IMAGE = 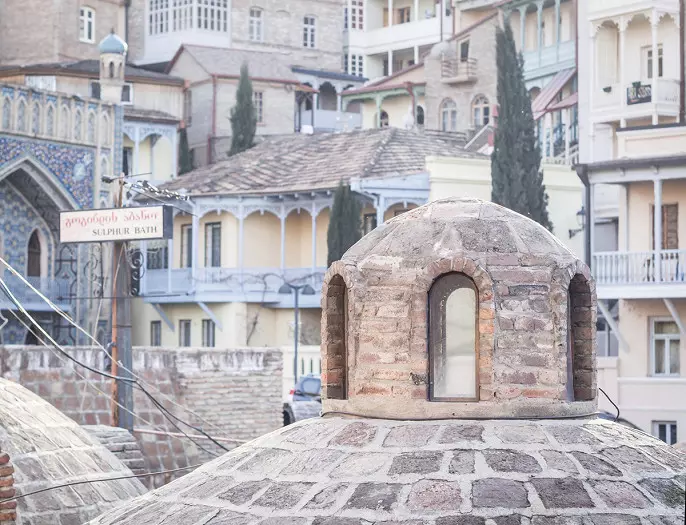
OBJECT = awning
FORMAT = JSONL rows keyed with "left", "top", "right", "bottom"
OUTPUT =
{"left": 547, "top": 92, "right": 578, "bottom": 112}
{"left": 532, "top": 68, "right": 576, "bottom": 120}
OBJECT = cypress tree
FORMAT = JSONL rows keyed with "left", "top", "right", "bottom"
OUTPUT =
{"left": 491, "top": 21, "right": 553, "bottom": 231}
{"left": 229, "top": 63, "right": 257, "bottom": 156}
{"left": 178, "top": 127, "right": 193, "bottom": 175}
{"left": 327, "top": 182, "right": 362, "bottom": 267}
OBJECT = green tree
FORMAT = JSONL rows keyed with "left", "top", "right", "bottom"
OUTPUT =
{"left": 327, "top": 182, "right": 362, "bottom": 266}
{"left": 229, "top": 63, "right": 257, "bottom": 156}
{"left": 491, "top": 22, "right": 552, "bottom": 231}
{"left": 178, "top": 127, "right": 193, "bottom": 175}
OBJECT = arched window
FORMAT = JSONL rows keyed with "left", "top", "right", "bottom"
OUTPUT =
{"left": 1, "top": 97, "right": 11, "bottom": 130}
{"left": 440, "top": 99, "right": 457, "bottom": 132}
{"left": 249, "top": 8, "right": 264, "bottom": 42}
{"left": 323, "top": 274, "right": 347, "bottom": 400}
{"left": 27, "top": 230, "right": 42, "bottom": 278}
{"left": 46, "top": 104, "right": 55, "bottom": 136}
{"left": 109, "top": 61, "right": 115, "bottom": 78}
{"left": 100, "top": 156, "right": 109, "bottom": 179}
{"left": 31, "top": 101, "right": 41, "bottom": 135}
{"left": 60, "top": 105, "right": 69, "bottom": 138}
{"left": 472, "top": 95, "right": 490, "bottom": 128}
{"left": 87, "top": 110, "right": 96, "bottom": 142}
{"left": 379, "top": 110, "right": 389, "bottom": 128}
{"left": 303, "top": 15, "right": 316, "bottom": 48}
{"left": 568, "top": 274, "right": 594, "bottom": 401}
{"left": 16, "top": 99, "right": 27, "bottom": 132}
{"left": 73, "top": 108, "right": 82, "bottom": 140}
{"left": 429, "top": 273, "right": 478, "bottom": 401}
{"left": 416, "top": 105, "right": 425, "bottom": 126}
{"left": 100, "top": 113, "right": 110, "bottom": 145}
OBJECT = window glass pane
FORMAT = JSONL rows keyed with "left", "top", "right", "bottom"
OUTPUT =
{"left": 655, "top": 321, "right": 679, "bottom": 334}
{"left": 434, "top": 284, "right": 476, "bottom": 398}
{"left": 658, "top": 423, "right": 667, "bottom": 442}
{"left": 654, "top": 339, "right": 665, "bottom": 374}
{"left": 301, "top": 378, "right": 320, "bottom": 395}
{"left": 670, "top": 424, "right": 677, "bottom": 445}
{"left": 669, "top": 339, "right": 680, "bottom": 374}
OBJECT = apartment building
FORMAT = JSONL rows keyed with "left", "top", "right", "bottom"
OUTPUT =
{"left": 577, "top": 0, "right": 686, "bottom": 442}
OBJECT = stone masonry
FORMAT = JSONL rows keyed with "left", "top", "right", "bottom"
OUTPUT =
{"left": 0, "top": 346, "right": 283, "bottom": 488}
{"left": 83, "top": 426, "right": 147, "bottom": 478}
{"left": 322, "top": 198, "right": 596, "bottom": 420}
{"left": 0, "top": 447, "right": 16, "bottom": 525}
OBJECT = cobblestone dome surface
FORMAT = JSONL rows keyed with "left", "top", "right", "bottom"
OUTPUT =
{"left": 90, "top": 417, "right": 686, "bottom": 524}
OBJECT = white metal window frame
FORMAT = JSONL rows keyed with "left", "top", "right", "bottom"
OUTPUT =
{"left": 253, "top": 91, "right": 264, "bottom": 123}
{"left": 440, "top": 99, "right": 457, "bottom": 132}
{"left": 179, "top": 319, "right": 192, "bottom": 346}
{"left": 249, "top": 7, "right": 264, "bottom": 42}
{"left": 180, "top": 224, "right": 193, "bottom": 268}
{"left": 202, "top": 319, "right": 216, "bottom": 347}
{"left": 472, "top": 95, "right": 490, "bottom": 128}
{"left": 650, "top": 317, "right": 680, "bottom": 377}
{"left": 204, "top": 222, "right": 221, "bottom": 267}
{"left": 303, "top": 15, "right": 316, "bottom": 48}
{"left": 642, "top": 44, "right": 664, "bottom": 80}
{"left": 652, "top": 420, "right": 677, "bottom": 445}
{"left": 80, "top": 7, "right": 96, "bottom": 43}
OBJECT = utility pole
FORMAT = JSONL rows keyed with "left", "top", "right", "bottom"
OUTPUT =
{"left": 110, "top": 179, "right": 134, "bottom": 431}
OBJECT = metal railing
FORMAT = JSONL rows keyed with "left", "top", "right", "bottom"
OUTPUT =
{"left": 593, "top": 250, "right": 686, "bottom": 285}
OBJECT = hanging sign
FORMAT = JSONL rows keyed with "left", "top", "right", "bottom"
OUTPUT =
{"left": 60, "top": 206, "right": 173, "bottom": 243}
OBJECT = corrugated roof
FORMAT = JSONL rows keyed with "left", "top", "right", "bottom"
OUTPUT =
{"left": 162, "top": 128, "right": 478, "bottom": 196}
{"left": 532, "top": 68, "right": 576, "bottom": 119}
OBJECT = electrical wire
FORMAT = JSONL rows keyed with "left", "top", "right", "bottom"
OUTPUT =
{"left": 0, "top": 463, "right": 203, "bottom": 505}
{"left": 321, "top": 410, "right": 603, "bottom": 422}
{"left": 0, "top": 256, "right": 234, "bottom": 441}
{"left": 598, "top": 387, "right": 620, "bottom": 422}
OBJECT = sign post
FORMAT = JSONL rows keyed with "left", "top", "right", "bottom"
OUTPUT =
{"left": 60, "top": 192, "right": 173, "bottom": 431}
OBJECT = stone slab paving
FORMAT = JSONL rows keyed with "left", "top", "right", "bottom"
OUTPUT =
{"left": 89, "top": 417, "right": 685, "bottom": 524}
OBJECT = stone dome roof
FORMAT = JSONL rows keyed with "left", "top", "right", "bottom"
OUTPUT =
{"left": 90, "top": 417, "right": 686, "bottom": 524}
{"left": 0, "top": 378, "right": 146, "bottom": 524}
{"left": 99, "top": 30, "right": 127, "bottom": 55}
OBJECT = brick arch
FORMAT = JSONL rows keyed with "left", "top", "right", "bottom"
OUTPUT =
{"left": 321, "top": 261, "right": 357, "bottom": 401}
{"left": 421, "top": 257, "right": 495, "bottom": 401}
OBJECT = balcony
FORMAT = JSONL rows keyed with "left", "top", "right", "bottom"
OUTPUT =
{"left": 441, "top": 58, "right": 478, "bottom": 84}
{"left": 142, "top": 267, "right": 327, "bottom": 307}
{"left": 592, "top": 78, "right": 681, "bottom": 123}
{"left": 348, "top": 15, "right": 453, "bottom": 55}
{"left": 0, "top": 275, "right": 72, "bottom": 311}
{"left": 588, "top": 0, "right": 680, "bottom": 20}
{"left": 593, "top": 250, "right": 686, "bottom": 299}
{"left": 522, "top": 40, "right": 575, "bottom": 79}
{"left": 300, "top": 109, "right": 362, "bottom": 132}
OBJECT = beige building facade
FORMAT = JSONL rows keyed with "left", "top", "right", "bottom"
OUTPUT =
{"left": 577, "top": 0, "right": 686, "bottom": 443}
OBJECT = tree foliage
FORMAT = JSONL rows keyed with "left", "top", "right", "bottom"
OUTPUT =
{"left": 491, "top": 22, "right": 553, "bottom": 231}
{"left": 229, "top": 63, "right": 257, "bottom": 156}
{"left": 327, "top": 182, "right": 362, "bottom": 266}
{"left": 178, "top": 127, "right": 193, "bottom": 175}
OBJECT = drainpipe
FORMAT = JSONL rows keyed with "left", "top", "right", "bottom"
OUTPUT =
{"left": 209, "top": 75, "right": 217, "bottom": 164}
{"left": 680, "top": 0, "right": 685, "bottom": 122}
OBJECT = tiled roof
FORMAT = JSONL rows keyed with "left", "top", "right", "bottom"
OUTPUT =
{"left": 172, "top": 45, "right": 301, "bottom": 82}
{"left": 0, "top": 60, "right": 185, "bottom": 85}
{"left": 163, "top": 128, "right": 477, "bottom": 196}
{"left": 123, "top": 106, "right": 179, "bottom": 123}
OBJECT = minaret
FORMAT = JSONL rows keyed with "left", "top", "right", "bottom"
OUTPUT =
{"left": 98, "top": 29, "right": 127, "bottom": 104}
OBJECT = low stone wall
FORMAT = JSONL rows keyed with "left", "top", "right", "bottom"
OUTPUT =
{"left": 0, "top": 345, "right": 283, "bottom": 488}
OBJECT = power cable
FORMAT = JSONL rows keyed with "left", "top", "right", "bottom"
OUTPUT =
{"left": 0, "top": 463, "right": 203, "bottom": 505}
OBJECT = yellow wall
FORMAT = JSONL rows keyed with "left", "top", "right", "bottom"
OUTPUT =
{"left": 618, "top": 127, "right": 686, "bottom": 159}
{"left": 316, "top": 208, "right": 330, "bottom": 266}
{"left": 123, "top": 135, "right": 175, "bottom": 182}
{"left": 428, "top": 156, "right": 585, "bottom": 257}
{"left": 244, "top": 211, "right": 281, "bottom": 268}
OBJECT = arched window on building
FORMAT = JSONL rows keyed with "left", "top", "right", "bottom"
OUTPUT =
{"left": 416, "top": 105, "right": 425, "bottom": 126}
{"left": 1, "top": 97, "right": 11, "bottom": 130}
{"left": 17, "top": 99, "right": 27, "bottom": 133}
{"left": 440, "top": 99, "right": 457, "bottom": 132}
{"left": 472, "top": 95, "right": 490, "bottom": 128}
{"left": 60, "top": 105, "right": 70, "bottom": 139}
{"left": 109, "top": 61, "right": 115, "bottom": 78}
{"left": 27, "top": 230, "right": 42, "bottom": 278}
{"left": 31, "top": 100, "right": 41, "bottom": 135}
{"left": 87, "top": 110, "right": 96, "bottom": 143}
{"left": 568, "top": 274, "right": 595, "bottom": 401}
{"left": 73, "top": 108, "right": 82, "bottom": 140}
{"left": 429, "top": 273, "right": 478, "bottom": 401}
{"left": 379, "top": 110, "right": 389, "bottom": 128}
{"left": 323, "top": 274, "right": 348, "bottom": 399}
{"left": 46, "top": 104, "right": 55, "bottom": 136}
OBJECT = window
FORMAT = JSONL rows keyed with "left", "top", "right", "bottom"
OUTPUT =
{"left": 123, "top": 147, "right": 133, "bottom": 175}
{"left": 180, "top": 224, "right": 193, "bottom": 268}
{"left": 172, "top": 0, "right": 194, "bottom": 31}
{"left": 323, "top": 275, "right": 347, "bottom": 399}
{"left": 349, "top": 0, "right": 363, "bottom": 29}
{"left": 379, "top": 110, "right": 389, "bottom": 128}
{"left": 416, "top": 105, "right": 425, "bottom": 126}
{"left": 32, "top": 102, "right": 40, "bottom": 135}
{"left": 303, "top": 16, "right": 315, "bottom": 48}
{"left": 89, "top": 80, "right": 132, "bottom": 104}
{"left": 363, "top": 213, "right": 377, "bottom": 234}
{"left": 27, "top": 231, "right": 42, "bottom": 277}
{"left": 202, "top": 319, "right": 216, "bottom": 347}
{"left": 440, "top": 99, "right": 457, "bottom": 132}
{"left": 89, "top": 81, "right": 101, "bottom": 100}
{"left": 1, "top": 98, "right": 10, "bottom": 130}
{"left": 196, "top": 0, "right": 229, "bottom": 31}
{"left": 80, "top": 7, "right": 95, "bottom": 43}
{"left": 249, "top": 8, "right": 263, "bottom": 42}
{"left": 17, "top": 99, "right": 26, "bottom": 133}
{"left": 184, "top": 90, "right": 192, "bottom": 126}
{"left": 429, "top": 273, "right": 478, "bottom": 401}
{"left": 149, "top": 0, "right": 170, "bottom": 35}
{"left": 652, "top": 421, "right": 678, "bottom": 445}
{"left": 472, "top": 95, "right": 490, "bottom": 128}
{"left": 87, "top": 111, "right": 96, "bottom": 142}
{"left": 253, "top": 91, "right": 264, "bottom": 123}
{"left": 26, "top": 76, "right": 56, "bottom": 91}
{"left": 147, "top": 245, "right": 169, "bottom": 269}
{"left": 205, "top": 222, "right": 221, "bottom": 267}
{"left": 398, "top": 7, "right": 411, "bottom": 23}
{"left": 349, "top": 54, "right": 363, "bottom": 77}
{"left": 651, "top": 319, "right": 680, "bottom": 376}
{"left": 643, "top": 45, "right": 664, "bottom": 80}
{"left": 460, "top": 40, "right": 470, "bottom": 62}
{"left": 150, "top": 321, "right": 161, "bottom": 346}
{"left": 121, "top": 84, "right": 133, "bottom": 104}
{"left": 179, "top": 319, "right": 191, "bottom": 346}
{"left": 73, "top": 108, "right": 82, "bottom": 140}
{"left": 651, "top": 204, "right": 678, "bottom": 250}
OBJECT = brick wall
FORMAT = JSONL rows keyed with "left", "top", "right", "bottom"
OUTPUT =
{"left": 0, "top": 449, "right": 15, "bottom": 525}
{"left": 0, "top": 346, "right": 282, "bottom": 488}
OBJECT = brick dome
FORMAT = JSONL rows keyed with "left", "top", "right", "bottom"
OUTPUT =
{"left": 90, "top": 197, "right": 685, "bottom": 524}
{"left": 322, "top": 197, "right": 596, "bottom": 420}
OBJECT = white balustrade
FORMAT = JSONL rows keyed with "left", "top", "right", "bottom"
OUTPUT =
{"left": 593, "top": 250, "right": 686, "bottom": 286}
